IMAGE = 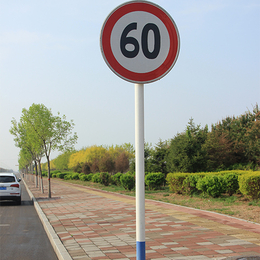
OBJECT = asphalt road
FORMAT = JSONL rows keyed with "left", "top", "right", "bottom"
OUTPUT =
{"left": 0, "top": 177, "right": 58, "bottom": 260}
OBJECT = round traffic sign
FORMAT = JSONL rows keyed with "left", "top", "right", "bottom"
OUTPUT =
{"left": 100, "top": 1, "right": 180, "bottom": 84}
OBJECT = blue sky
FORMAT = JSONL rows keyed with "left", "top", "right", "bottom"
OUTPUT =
{"left": 0, "top": 0, "right": 259, "bottom": 171}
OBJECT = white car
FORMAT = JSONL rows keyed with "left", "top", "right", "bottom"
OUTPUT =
{"left": 0, "top": 173, "right": 22, "bottom": 205}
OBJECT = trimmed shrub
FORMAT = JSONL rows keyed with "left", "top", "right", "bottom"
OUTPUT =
{"left": 183, "top": 174, "right": 201, "bottom": 195}
{"left": 92, "top": 173, "right": 101, "bottom": 183}
{"left": 79, "top": 174, "right": 89, "bottom": 181}
{"left": 223, "top": 173, "right": 239, "bottom": 196}
{"left": 52, "top": 173, "right": 57, "bottom": 178}
{"left": 86, "top": 173, "right": 94, "bottom": 181}
{"left": 239, "top": 173, "right": 260, "bottom": 200}
{"left": 145, "top": 172, "right": 165, "bottom": 190}
{"left": 79, "top": 172, "right": 85, "bottom": 178}
{"left": 57, "top": 172, "right": 67, "bottom": 179}
{"left": 196, "top": 175, "right": 226, "bottom": 198}
{"left": 111, "top": 172, "right": 123, "bottom": 186}
{"left": 166, "top": 173, "right": 189, "bottom": 194}
{"left": 71, "top": 173, "right": 79, "bottom": 180}
{"left": 217, "top": 170, "right": 245, "bottom": 176}
{"left": 64, "top": 174, "right": 72, "bottom": 180}
{"left": 100, "top": 172, "right": 110, "bottom": 186}
{"left": 120, "top": 172, "right": 135, "bottom": 191}
{"left": 51, "top": 170, "right": 61, "bottom": 176}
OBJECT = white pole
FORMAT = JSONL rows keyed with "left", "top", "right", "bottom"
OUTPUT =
{"left": 135, "top": 83, "right": 145, "bottom": 260}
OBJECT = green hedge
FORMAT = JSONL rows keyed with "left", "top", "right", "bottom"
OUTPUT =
{"left": 223, "top": 173, "right": 239, "bottom": 196}
{"left": 239, "top": 172, "right": 260, "bottom": 200}
{"left": 91, "top": 172, "right": 110, "bottom": 186}
{"left": 86, "top": 173, "right": 94, "bottom": 181}
{"left": 79, "top": 173, "right": 90, "bottom": 181}
{"left": 64, "top": 174, "right": 72, "bottom": 180}
{"left": 182, "top": 173, "right": 206, "bottom": 195}
{"left": 145, "top": 172, "right": 165, "bottom": 190}
{"left": 92, "top": 173, "right": 101, "bottom": 183}
{"left": 196, "top": 175, "right": 226, "bottom": 198}
{"left": 111, "top": 172, "right": 123, "bottom": 186}
{"left": 100, "top": 172, "right": 110, "bottom": 186}
{"left": 120, "top": 172, "right": 135, "bottom": 191}
{"left": 166, "top": 173, "right": 189, "bottom": 194}
{"left": 216, "top": 170, "right": 246, "bottom": 176}
{"left": 47, "top": 169, "right": 260, "bottom": 201}
{"left": 167, "top": 170, "right": 259, "bottom": 200}
{"left": 51, "top": 170, "right": 61, "bottom": 176}
{"left": 71, "top": 173, "right": 79, "bottom": 180}
{"left": 57, "top": 172, "right": 67, "bottom": 179}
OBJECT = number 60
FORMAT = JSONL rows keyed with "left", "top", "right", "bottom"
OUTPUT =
{"left": 120, "top": 22, "right": 161, "bottom": 59}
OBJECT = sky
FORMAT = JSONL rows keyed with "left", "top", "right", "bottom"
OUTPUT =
{"left": 0, "top": 0, "right": 259, "bottom": 171}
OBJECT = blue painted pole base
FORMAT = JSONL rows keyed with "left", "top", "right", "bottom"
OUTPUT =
{"left": 136, "top": 241, "right": 145, "bottom": 260}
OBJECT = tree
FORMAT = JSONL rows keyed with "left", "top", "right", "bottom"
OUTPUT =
{"left": 10, "top": 117, "right": 44, "bottom": 189}
{"left": 167, "top": 119, "right": 208, "bottom": 173}
{"left": 203, "top": 131, "right": 234, "bottom": 171}
{"left": 99, "top": 152, "right": 115, "bottom": 173}
{"left": 68, "top": 144, "right": 133, "bottom": 174}
{"left": 18, "top": 148, "right": 32, "bottom": 174}
{"left": 151, "top": 140, "right": 169, "bottom": 184}
{"left": 206, "top": 104, "right": 260, "bottom": 170}
{"left": 115, "top": 151, "right": 129, "bottom": 173}
{"left": 12, "top": 104, "right": 77, "bottom": 198}
{"left": 54, "top": 151, "right": 75, "bottom": 171}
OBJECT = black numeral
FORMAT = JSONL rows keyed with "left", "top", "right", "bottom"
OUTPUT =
{"left": 120, "top": 23, "right": 161, "bottom": 59}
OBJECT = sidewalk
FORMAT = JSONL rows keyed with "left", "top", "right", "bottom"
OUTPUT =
{"left": 23, "top": 177, "right": 260, "bottom": 260}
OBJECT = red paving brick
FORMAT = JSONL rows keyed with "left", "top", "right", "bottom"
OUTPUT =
{"left": 24, "top": 176, "right": 260, "bottom": 260}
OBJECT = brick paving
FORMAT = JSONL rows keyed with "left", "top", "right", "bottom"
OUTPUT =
{"left": 24, "top": 177, "right": 260, "bottom": 260}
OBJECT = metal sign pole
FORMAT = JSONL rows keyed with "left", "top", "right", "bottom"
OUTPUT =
{"left": 100, "top": 3, "right": 180, "bottom": 258}
{"left": 135, "top": 83, "right": 145, "bottom": 260}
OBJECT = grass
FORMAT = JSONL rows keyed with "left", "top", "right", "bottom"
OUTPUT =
{"left": 248, "top": 200, "right": 260, "bottom": 207}
{"left": 209, "top": 208, "right": 239, "bottom": 215}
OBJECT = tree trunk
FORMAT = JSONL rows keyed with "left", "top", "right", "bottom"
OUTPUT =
{"left": 26, "top": 166, "right": 28, "bottom": 180}
{"left": 47, "top": 156, "right": 51, "bottom": 198}
{"left": 38, "top": 160, "right": 44, "bottom": 193}
{"left": 34, "top": 161, "right": 38, "bottom": 188}
{"left": 30, "top": 163, "right": 34, "bottom": 182}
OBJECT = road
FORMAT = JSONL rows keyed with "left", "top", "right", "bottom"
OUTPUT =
{"left": 0, "top": 176, "right": 58, "bottom": 260}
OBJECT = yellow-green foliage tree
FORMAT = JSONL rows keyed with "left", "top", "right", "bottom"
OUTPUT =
{"left": 108, "top": 145, "right": 133, "bottom": 173}
{"left": 68, "top": 144, "right": 134, "bottom": 174}
{"left": 68, "top": 149, "right": 86, "bottom": 169}
{"left": 68, "top": 146, "right": 107, "bottom": 172}
{"left": 54, "top": 151, "right": 75, "bottom": 170}
{"left": 41, "top": 160, "right": 56, "bottom": 171}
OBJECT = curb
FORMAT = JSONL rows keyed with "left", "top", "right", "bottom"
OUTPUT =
{"left": 23, "top": 178, "right": 72, "bottom": 260}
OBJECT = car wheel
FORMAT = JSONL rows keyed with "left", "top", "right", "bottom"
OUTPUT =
{"left": 16, "top": 196, "right": 21, "bottom": 205}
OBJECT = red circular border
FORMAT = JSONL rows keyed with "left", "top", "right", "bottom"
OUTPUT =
{"left": 100, "top": 1, "right": 180, "bottom": 84}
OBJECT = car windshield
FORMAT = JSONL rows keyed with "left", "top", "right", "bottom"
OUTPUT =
{"left": 0, "top": 176, "right": 16, "bottom": 183}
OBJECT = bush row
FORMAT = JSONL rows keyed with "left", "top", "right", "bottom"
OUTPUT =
{"left": 51, "top": 171, "right": 136, "bottom": 190}
{"left": 50, "top": 171, "right": 166, "bottom": 191}
{"left": 166, "top": 170, "right": 260, "bottom": 200}
{"left": 43, "top": 170, "right": 260, "bottom": 201}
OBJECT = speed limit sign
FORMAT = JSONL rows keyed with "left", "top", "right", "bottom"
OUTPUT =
{"left": 100, "top": 1, "right": 180, "bottom": 84}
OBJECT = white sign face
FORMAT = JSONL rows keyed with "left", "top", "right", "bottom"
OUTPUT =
{"left": 111, "top": 11, "right": 170, "bottom": 73}
{"left": 100, "top": 1, "right": 180, "bottom": 84}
